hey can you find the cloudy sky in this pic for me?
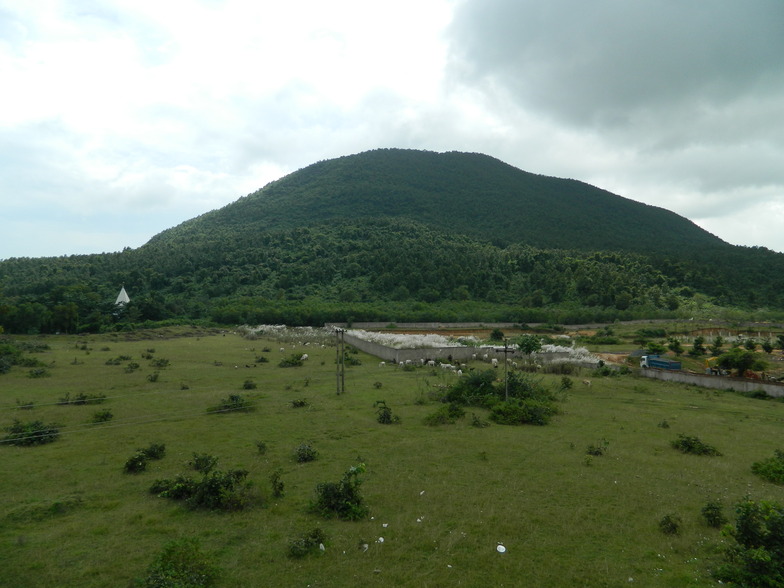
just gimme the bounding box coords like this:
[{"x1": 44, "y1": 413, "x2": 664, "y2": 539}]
[{"x1": 2, "y1": 0, "x2": 783, "y2": 260}]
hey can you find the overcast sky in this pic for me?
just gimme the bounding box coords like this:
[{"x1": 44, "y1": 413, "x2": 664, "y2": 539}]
[{"x1": 2, "y1": 0, "x2": 783, "y2": 260}]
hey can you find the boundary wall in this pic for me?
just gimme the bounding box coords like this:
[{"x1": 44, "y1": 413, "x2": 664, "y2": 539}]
[
  {"x1": 639, "y1": 368, "x2": 784, "y2": 398},
  {"x1": 341, "y1": 332, "x2": 579, "y2": 366}
]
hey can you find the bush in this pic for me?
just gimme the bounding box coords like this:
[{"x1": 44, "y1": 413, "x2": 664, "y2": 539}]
[
  {"x1": 57, "y1": 392, "x2": 107, "y2": 405},
  {"x1": 586, "y1": 439, "x2": 609, "y2": 456},
  {"x1": 423, "y1": 403, "x2": 465, "y2": 426},
  {"x1": 208, "y1": 394, "x2": 252, "y2": 413},
  {"x1": 3, "y1": 419, "x2": 60, "y2": 446},
  {"x1": 751, "y1": 449, "x2": 784, "y2": 485},
  {"x1": 489, "y1": 399, "x2": 558, "y2": 426},
  {"x1": 91, "y1": 409, "x2": 113, "y2": 423},
  {"x1": 702, "y1": 499, "x2": 727, "y2": 528},
  {"x1": 139, "y1": 538, "x2": 219, "y2": 588},
  {"x1": 270, "y1": 469, "x2": 284, "y2": 498},
  {"x1": 124, "y1": 443, "x2": 167, "y2": 474},
  {"x1": 659, "y1": 513, "x2": 682, "y2": 535},
  {"x1": 242, "y1": 379, "x2": 257, "y2": 390},
  {"x1": 294, "y1": 443, "x2": 318, "y2": 463},
  {"x1": 189, "y1": 453, "x2": 219, "y2": 474},
  {"x1": 279, "y1": 354, "x2": 304, "y2": 368},
  {"x1": 291, "y1": 398, "x2": 309, "y2": 408},
  {"x1": 716, "y1": 498, "x2": 784, "y2": 586},
  {"x1": 670, "y1": 433, "x2": 722, "y2": 456},
  {"x1": 374, "y1": 400, "x2": 400, "y2": 424},
  {"x1": 288, "y1": 528, "x2": 326, "y2": 558},
  {"x1": 125, "y1": 451, "x2": 150, "y2": 474},
  {"x1": 151, "y1": 469, "x2": 255, "y2": 511},
  {"x1": 255, "y1": 440, "x2": 267, "y2": 455},
  {"x1": 311, "y1": 463, "x2": 368, "y2": 520}
]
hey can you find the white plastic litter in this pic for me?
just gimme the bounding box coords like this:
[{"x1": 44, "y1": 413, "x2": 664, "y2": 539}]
[{"x1": 496, "y1": 544, "x2": 506, "y2": 553}]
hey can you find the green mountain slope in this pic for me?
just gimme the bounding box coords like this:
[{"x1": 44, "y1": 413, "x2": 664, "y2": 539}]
[
  {"x1": 1, "y1": 149, "x2": 784, "y2": 332},
  {"x1": 151, "y1": 148, "x2": 725, "y2": 254}
]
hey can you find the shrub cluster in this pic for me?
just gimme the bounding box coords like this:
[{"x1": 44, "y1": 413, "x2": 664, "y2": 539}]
[
  {"x1": 311, "y1": 463, "x2": 368, "y2": 521},
  {"x1": 278, "y1": 354, "x2": 304, "y2": 368},
  {"x1": 751, "y1": 449, "x2": 784, "y2": 485},
  {"x1": 423, "y1": 403, "x2": 465, "y2": 426},
  {"x1": 124, "y1": 443, "x2": 167, "y2": 474},
  {"x1": 150, "y1": 467, "x2": 255, "y2": 511},
  {"x1": 3, "y1": 419, "x2": 60, "y2": 446},
  {"x1": 139, "y1": 538, "x2": 219, "y2": 588},
  {"x1": 57, "y1": 392, "x2": 107, "y2": 405},
  {"x1": 670, "y1": 433, "x2": 722, "y2": 456},
  {"x1": 287, "y1": 528, "x2": 326, "y2": 558},
  {"x1": 489, "y1": 399, "x2": 558, "y2": 426},
  {"x1": 374, "y1": 400, "x2": 400, "y2": 424},
  {"x1": 442, "y1": 369, "x2": 561, "y2": 426},
  {"x1": 294, "y1": 443, "x2": 318, "y2": 463},
  {"x1": 208, "y1": 394, "x2": 252, "y2": 413}
]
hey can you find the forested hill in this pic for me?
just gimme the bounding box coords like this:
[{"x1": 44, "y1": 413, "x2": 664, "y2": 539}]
[
  {"x1": 2, "y1": 148, "x2": 784, "y2": 333},
  {"x1": 150, "y1": 148, "x2": 725, "y2": 255}
]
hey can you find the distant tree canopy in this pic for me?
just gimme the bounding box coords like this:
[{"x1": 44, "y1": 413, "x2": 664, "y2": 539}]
[{"x1": 1, "y1": 149, "x2": 784, "y2": 333}]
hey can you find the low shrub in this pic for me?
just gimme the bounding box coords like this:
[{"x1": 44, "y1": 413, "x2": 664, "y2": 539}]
[
  {"x1": 123, "y1": 443, "x2": 167, "y2": 474},
  {"x1": 138, "y1": 537, "x2": 219, "y2": 588},
  {"x1": 15, "y1": 399, "x2": 35, "y2": 410},
  {"x1": 701, "y1": 499, "x2": 727, "y2": 528},
  {"x1": 279, "y1": 354, "x2": 304, "y2": 368},
  {"x1": 489, "y1": 399, "x2": 558, "y2": 426},
  {"x1": 124, "y1": 451, "x2": 149, "y2": 474},
  {"x1": 751, "y1": 449, "x2": 784, "y2": 485},
  {"x1": 470, "y1": 413, "x2": 490, "y2": 428},
  {"x1": 27, "y1": 368, "x2": 51, "y2": 378},
  {"x1": 255, "y1": 440, "x2": 267, "y2": 455},
  {"x1": 374, "y1": 400, "x2": 400, "y2": 424},
  {"x1": 291, "y1": 398, "x2": 309, "y2": 408},
  {"x1": 659, "y1": 513, "x2": 682, "y2": 535},
  {"x1": 57, "y1": 392, "x2": 107, "y2": 405},
  {"x1": 586, "y1": 439, "x2": 609, "y2": 456},
  {"x1": 208, "y1": 394, "x2": 252, "y2": 413},
  {"x1": 670, "y1": 433, "x2": 722, "y2": 456},
  {"x1": 311, "y1": 463, "x2": 368, "y2": 521},
  {"x1": 288, "y1": 528, "x2": 326, "y2": 558},
  {"x1": 242, "y1": 379, "x2": 257, "y2": 390},
  {"x1": 189, "y1": 453, "x2": 219, "y2": 474},
  {"x1": 270, "y1": 469, "x2": 285, "y2": 498},
  {"x1": 294, "y1": 443, "x2": 318, "y2": 463},
  {"x1": 3, "y1": 419, "x2": 60, "y2": 446},
  {"x1": 423, "y1": 403, "x2": 465, "y2": 426},
  {"x1": 91, "y1": 409, "x2": 113, "y2": 423},
  {"x1": 151, "y1": 468, "x2": 255, "y2": 511}
]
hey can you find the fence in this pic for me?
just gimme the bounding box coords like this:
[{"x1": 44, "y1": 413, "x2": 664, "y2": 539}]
[{"x1": 639, "y1": 368, "x2": 784, "y2": 397}]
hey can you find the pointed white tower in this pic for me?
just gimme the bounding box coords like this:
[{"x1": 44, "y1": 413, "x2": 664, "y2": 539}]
[{"x1": 115, "y1": 286, "x2": 130, "y2": 306}]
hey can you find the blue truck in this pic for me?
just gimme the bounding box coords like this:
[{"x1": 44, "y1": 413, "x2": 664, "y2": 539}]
[{"x1": 640, "y1": 355, "x2": 682, "y2": 370}]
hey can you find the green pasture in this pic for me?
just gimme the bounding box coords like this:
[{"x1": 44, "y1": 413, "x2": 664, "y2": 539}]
[{"x1": 2, "y1": 327, "x2": 784, "y2": 587}]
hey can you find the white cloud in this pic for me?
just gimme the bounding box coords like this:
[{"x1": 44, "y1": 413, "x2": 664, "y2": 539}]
[{"x1": 1, "y1": 0, "x2": 783, "y2": 260}]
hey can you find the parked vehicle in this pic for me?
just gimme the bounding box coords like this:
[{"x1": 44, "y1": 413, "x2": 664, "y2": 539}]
[{"x1": 640, "y1": 355, "x2": 682, "y2": 370}]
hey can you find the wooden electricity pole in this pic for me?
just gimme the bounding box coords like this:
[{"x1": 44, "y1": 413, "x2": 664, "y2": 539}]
[
  {"x1": 335, "y1": 328, "x2": 345, "y2": 395},
  {"x1": 495, "y1": 339, "x2": 515, "y2": 401}
]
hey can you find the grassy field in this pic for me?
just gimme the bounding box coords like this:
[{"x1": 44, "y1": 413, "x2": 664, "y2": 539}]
[{"x1": 2, "y1": 326, "x2": 784, "y2": 587}]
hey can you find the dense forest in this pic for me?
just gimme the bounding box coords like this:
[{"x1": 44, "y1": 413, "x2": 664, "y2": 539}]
[{"x1": 2, "y1": 149, "x2": 784, "y2": 333}]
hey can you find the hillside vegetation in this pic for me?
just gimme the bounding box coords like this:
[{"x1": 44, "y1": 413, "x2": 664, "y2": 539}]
[{"x1": 1, "y1": 149, "x2": 784, "y2": 333}]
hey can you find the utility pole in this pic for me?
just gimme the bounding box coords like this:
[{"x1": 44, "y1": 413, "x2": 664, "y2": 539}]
[
  {"x1": 495, "y1": 339, "x2": 515, "y2": 401},
  {"x1": 335, "y1": 328, "x2": 345, "y2": 395}
]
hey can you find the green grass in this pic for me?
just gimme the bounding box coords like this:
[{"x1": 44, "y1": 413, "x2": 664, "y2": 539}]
[{"x1": 2, "y1": 327, "x2": 784, "y2": 586}]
